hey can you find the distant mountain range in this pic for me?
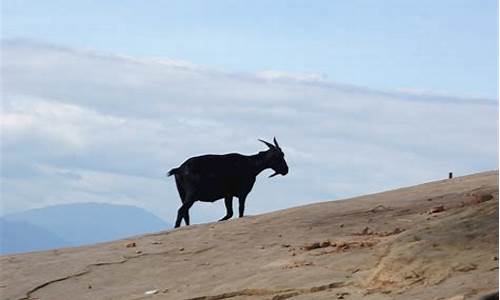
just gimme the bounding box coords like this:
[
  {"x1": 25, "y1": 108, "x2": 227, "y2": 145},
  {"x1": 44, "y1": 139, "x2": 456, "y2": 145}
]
[{"x1": 0, "y1": 203, "x2": 169, "y2": 255}]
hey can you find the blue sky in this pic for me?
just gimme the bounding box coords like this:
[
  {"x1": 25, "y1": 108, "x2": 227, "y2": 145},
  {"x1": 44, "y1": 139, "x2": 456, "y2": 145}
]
[
  {"x1": 1, "y1": 1, "x2": 498, "y2": 224},
  {"x1": 2, "y1": 0, "x2": 498, "y2": 98}
]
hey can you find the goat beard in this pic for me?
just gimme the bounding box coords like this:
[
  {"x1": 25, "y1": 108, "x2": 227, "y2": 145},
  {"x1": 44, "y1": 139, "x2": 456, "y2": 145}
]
[{"x1": 269, "y1": 171, "x2": 279, "y2": 178}]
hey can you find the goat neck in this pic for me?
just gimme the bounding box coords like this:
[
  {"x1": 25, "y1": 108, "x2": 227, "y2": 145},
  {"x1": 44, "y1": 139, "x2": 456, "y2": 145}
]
[{"x1": 249, "y1": 151, "x2": 272, "y2": 177}]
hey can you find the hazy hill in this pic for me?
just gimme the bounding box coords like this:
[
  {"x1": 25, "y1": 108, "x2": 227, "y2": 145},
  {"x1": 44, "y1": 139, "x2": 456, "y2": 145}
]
[
  {"x1": 1, "y1": 171, "x2": 498, "y2": 300},
  {"x1": 1, "y1": 203, "x2": 168, "y2": 254},
  {"x1": 0, "y1": 219, "x2": 70, "y2": 254}
]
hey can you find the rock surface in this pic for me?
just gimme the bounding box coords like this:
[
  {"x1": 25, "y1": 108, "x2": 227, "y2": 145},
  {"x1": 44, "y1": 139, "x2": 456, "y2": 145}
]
[{"x1": 1, "y1": 171, "x2": 498, "y2": 300}]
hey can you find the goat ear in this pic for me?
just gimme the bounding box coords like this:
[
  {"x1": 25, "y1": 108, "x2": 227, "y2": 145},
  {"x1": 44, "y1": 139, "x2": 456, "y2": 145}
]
[
  {"x1": 258, "y1": 139, "x2": 275, "y2": 149},
  {"x1": 273, "y1": 137, "x2": 280, "y2": 149}
]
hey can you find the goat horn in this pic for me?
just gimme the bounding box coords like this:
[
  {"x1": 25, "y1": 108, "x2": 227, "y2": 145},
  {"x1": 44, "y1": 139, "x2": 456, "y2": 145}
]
[
  {"x1": 258, "y1": 139, "x2": 275, "y2": 149},
  {"x1": 269, "y1": 171, "x2": 279, "y2": 178},
  {"x1": 273, "y1": 137, "x2": 280, "y2": 149}
]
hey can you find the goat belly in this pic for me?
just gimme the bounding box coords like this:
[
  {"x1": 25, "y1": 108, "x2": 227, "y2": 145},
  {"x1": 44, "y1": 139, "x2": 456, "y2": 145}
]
[
  {"x1": 196, "y1": 190, "x2": 229, "y2": 202},
  {"x1": 197, "y1": 196, "x2": 225, "y2": 203},
  {"x1": 193, "y1": 177, "x2": 244, "y2": 202}
]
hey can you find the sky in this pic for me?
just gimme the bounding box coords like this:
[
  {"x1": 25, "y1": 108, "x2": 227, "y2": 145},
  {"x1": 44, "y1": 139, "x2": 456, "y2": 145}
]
[
  {"x1": 1, "y1": 1, "x2": 498, "y2": 225},
  {"x1": 3, "y1": 0, "x2": 498, "y2": 98}
]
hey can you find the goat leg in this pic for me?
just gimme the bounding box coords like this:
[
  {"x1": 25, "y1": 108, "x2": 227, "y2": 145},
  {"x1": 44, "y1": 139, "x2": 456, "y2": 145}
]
[
  {"x1": 238, "y1": 196, "x2": 246, "y2": 217},
  {"x1": 219, "y1": 197, "x2": 233, "y2": 221},
  {"x1": 175, "y1": 199, "x2": 195, "y2": 228}
]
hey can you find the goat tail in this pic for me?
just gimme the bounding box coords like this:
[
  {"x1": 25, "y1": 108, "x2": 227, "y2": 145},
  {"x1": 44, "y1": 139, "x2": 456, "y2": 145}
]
[{"x1": 167, "y1": 167, "x2": 180, "y2": 177}]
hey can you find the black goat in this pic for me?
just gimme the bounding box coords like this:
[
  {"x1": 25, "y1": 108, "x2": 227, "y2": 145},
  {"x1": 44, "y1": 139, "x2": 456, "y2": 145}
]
[{"x1": 167, "y1": 137, "x2": 288, "y2": 228}]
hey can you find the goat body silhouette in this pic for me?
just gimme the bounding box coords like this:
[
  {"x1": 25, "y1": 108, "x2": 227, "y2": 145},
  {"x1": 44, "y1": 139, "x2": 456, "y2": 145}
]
[{"x1": 168, "y1": 138, "x2": 288, "y2": 228}]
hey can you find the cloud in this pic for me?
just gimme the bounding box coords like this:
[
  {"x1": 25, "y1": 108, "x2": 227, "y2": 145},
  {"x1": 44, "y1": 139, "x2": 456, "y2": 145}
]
[
  {"x1": 1, "y1": 40, "x2": 498, "y2": 224},
  {"x1": 255, "y1": 70, "x2": 327, "y2": 82}
]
